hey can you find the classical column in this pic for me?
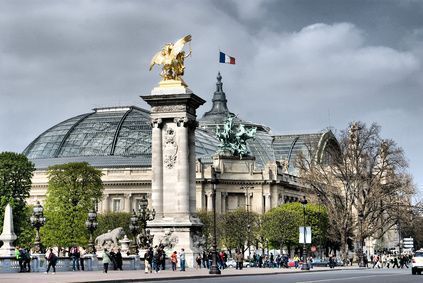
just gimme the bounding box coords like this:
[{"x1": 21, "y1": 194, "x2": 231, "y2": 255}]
[
  {"x1": 124, "y1": 193, "x2": 132, "y2": 212},
  {"x1": 176, "y1": 118, "x2": 190, "y2": 216},
  {"x1": 207, "y1": 193, "x2": 213, "y2": 212},
  {"x1": 151, "y1": 118, "x2": 163, "y2": 218},
  {"x1": 102, "y1": 195, "x2": 110, "y2": 213},
  {"x1": 265, "y1": 194, "x2": 271, "y2": 212},
  {"x1": 221, "y1": 193, "x2": 227, "y2": 213}
]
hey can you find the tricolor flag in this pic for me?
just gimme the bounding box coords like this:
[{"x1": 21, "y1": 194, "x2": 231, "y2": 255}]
[{"x1": 219, "y1": 51, "x2": 236, "y2": 64}]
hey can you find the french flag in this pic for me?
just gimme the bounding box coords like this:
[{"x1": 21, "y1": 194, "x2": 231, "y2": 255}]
[{"x1": 219, "y1": 51, "x2": 235, "y2": 64}]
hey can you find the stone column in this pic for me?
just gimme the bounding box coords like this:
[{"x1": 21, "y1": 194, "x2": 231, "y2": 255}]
[
  {"x1": 151, "y1": 118, "x2": 163, "y2": 218},
  {"x1": 102, "y1": 195, "x2": 110, "y2": 213},
  {"x1": 176, "y1": 118, "x2": 190, "y2": 217},
  {"x1": 207, "y1": 193, "x2": 213, "y2": 212},
  {"x1": 265, "y1": 194, "x2": 271, "y2": 212},
  {"x1": 221, "y1": 193, "x2": 227, "y2": 213},
  {"x1": 124, "y1": 193, "x2": 132, "y2": 212}
]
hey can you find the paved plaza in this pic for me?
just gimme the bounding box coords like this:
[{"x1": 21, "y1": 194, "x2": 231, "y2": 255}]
[{"x1": 0, "y1": 266, "x2": 360, "y2": 283}]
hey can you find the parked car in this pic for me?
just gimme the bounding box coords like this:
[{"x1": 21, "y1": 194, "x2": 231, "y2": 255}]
[
  {"x1": 411, "y1": 250, "x2": 423, "y2": 275},
  {"x1": 311, "y1": 258, "x2": 344, "y2": 267}
]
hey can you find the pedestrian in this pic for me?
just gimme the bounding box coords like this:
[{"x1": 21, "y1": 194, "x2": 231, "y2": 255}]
[
  {"x1": 328, "y1": 254, "x2": 335, "y2": 269},
  {"x1": 45, "y1": 248, "x2": 58, "y2": 274},
  {"x1": 15, "y1": 246, "x2": 24, "y2": 273},
  {"x1": 179, "y1": 248, "x2": 186, "y2": 271},
  {"x1": 202, "y1": 251, "x2": 208, "y2": 268},
  {"x1": 21, "y1": 247, "x2": 31, "y2": 272},
  {"x1": 79, "y1": 247, "x2": 85, "y2": 271},
  {"x1": 144, "y1": 247, "x2": 153, "y2": 274},
  {"x1": 70, "y1": 246, "x2": 80, "y2": 271},
  {"x1": 293, "y1": 254, "x2": 300, "y2": 269},
  {"x1": 392, "y1": 255, "x2": 400, "y2": 268},
  {"x1": 196, "y1": 254, "x2": 202, "y2": 270},
  {"x1": 102, "y1": 248, "x2": 112, "y2": 273},
  {"x1": 115, "y1": 249, "x2": 123, "y2": 270},
  {"x1": 171, "y1": 251, "x2": 178, "y2": 271},
  {"x1": 235, "y1": 250, "x2": 243, "y2": 270},
  {"x1": 161, "y1": 248, "x2": 166, "y2": 270}
]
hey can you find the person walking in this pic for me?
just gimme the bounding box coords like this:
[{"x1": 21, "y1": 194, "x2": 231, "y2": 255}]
[
  {"x1": 45, "y1": 248, "x2": 58, "y2": 274},
  {"x1": 115, "y1": 249, "x2": 123, "y2": 270},
  {"x1": 79, "y1": 247, "x2": 86, "y2": 271},
  {"x1": 70, "y1": 246, "x2": 80, "y2": 271},
  {"x1": 196, "y1": 254, "x2": 202, "y2": 270},
  {"x1": 144, "y1": 247, "x2": 153, "y2": 274},
  {"x1": 15, "y1": 246, "x2": 24, "y2": 273},
  {"x1": 235, "y1": 250, "x2": 244, "y2": 270},
  {"x1": 171, "y1": 251, "x2": 178, "y2": 271},
  {"x1": 102, "y1": 248, "x2": 112, "y2": 273},
  {"x1": 179, "y1": 248, "x2": 186, "y2": 271}
]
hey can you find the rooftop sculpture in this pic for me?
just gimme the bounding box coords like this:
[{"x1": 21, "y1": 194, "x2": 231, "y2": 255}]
[
  {"x1": 149, "y1": 35, "x2": 192, "y2": 86},
  {"x1": 216, "y1": 115, "x2": 256, "y2": 158}
]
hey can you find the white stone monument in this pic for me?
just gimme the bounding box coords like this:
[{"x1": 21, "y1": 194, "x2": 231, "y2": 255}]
[
  {"x1": 0, "y1": 203, "x2": 17, "y2": 257},
  {"x1": 142, "y1": 85, "x2": 205, "y2": 267}
]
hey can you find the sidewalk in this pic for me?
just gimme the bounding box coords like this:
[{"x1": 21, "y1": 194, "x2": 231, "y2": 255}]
[{"x1": 0, "y1": 266, "x2": 360, "y2": 283}]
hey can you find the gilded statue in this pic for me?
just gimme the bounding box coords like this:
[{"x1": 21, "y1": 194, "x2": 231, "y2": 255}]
[{"x1": 149, "y1": 35, "x2": 192, "y2": 86}]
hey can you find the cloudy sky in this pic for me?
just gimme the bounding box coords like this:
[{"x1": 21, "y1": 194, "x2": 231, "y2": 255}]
[{"x1": 1, "y1": 0, "x2": 422, "y2": 193}]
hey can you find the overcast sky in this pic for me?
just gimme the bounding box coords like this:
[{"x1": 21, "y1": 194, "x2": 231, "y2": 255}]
[{"x1": 1, "y1": 0, "x2": 422, "y2": 194}]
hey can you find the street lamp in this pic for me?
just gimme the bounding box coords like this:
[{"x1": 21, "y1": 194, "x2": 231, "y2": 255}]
[
  {"x1": 136, "y1": 195, "x2": 155, "y2": 249},
  {"x1": 129, "y1": 209, "x2": 140, "y2": 255},
  {"x1": 358, "y1": 211, "x2": 365, "y2": 267},
  {"x1": 209, "y1": 172, "x2": 221, "y2": 275},
  {"x1": 30, "y1": 201, "x2": 46, "y2": 253},
  {"x1": 299, "y1": 196, "x2": 310, "y2": 270},
  {"x1": 85, "y1": 209, "x2": 98, "y2": 254},
  {"x1": 317, "y1": 193, "x2": 323, "y2": 260}
]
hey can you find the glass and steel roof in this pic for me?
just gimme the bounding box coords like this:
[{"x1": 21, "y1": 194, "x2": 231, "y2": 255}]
[{"x1": 23, "y1": 106, "x2": 219, "y2": 169}]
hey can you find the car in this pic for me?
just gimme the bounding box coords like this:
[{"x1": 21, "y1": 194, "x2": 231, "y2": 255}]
[{"x1": 411, "y1": 250, "x2": 423, "y2": 275}]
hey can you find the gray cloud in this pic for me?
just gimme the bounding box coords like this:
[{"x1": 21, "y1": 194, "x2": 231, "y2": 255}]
[{"x1": 1, "y1": 0, "x2": 422, "y2": 192}]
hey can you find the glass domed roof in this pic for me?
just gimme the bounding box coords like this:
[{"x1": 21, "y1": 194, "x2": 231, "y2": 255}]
[{"x1": 23, "y1": 106, "x2": 219, "y2": 169}]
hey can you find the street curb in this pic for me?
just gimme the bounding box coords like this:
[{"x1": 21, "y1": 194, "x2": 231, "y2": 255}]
[{"x1": 70, "y1": 267, "x2": 363, "y2": 283}]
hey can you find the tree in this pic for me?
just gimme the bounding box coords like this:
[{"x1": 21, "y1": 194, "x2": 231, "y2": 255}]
[
  {"x1": 297, "y1": 121, "x2": 415, "y2": 260},
  {"x1": 261, "y1": 202, "x2": 328, "y2": 256},
  {"x1": 0, "y1": 152, "x2": 35, "y2": 246},
  {"x1": 41, "y1": 162, "x2": 103, "y2": 250},
  {"x1": 197, "y1": 210, "x2": 214, "y2": 250},
  {"x1": 220, "y1": 208, "x2": 259, "y2": 255}
]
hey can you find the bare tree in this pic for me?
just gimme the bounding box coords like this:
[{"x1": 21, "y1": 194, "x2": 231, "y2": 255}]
[{"x1": 297, "y1": 122, "x2": 415, "y2": 260}]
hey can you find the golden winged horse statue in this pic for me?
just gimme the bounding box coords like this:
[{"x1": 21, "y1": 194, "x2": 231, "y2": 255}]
[{"x1": 149, "y1": 35, "x2": 192, "y2": 86}]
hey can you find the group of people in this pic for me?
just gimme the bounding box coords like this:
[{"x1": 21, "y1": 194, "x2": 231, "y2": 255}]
[
  {"x1": 143, "y1": 244, "x2": 179, "y2": 273},
  {"x1": 101, "y1": 248, "x2": 123, "y2": 273},
  {"x1": 368, "y1": 253, "x2": 412, "y2": 269},
  {"x1": 15, "y1": 246, "x2": 32, "y2": 273}
]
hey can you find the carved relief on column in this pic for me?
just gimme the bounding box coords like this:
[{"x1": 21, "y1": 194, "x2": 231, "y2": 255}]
[{"x1": 163, "y1": 125, "x2": 178, "y2": 169}]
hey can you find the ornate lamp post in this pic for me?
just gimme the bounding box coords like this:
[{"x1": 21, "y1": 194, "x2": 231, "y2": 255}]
[
  {"x1": 30, "y1": 201, "x2": 46, "y2": 253},
  {"x1": 137, "y1": 195, "x2": 155, "y2": 249},
  {"x1": 129, "y1": 210, "x2": 140, "y2": 255},
  {"x1": 358, "y1": 211, "x2": 365, "y2": 267},
  {"x1": 85, "y1": 209, "x2": 98, "y2": 254},
  {"x1": 209, "y1": 172, "x2": 221, "y2": 275},
  {"x1": 299, "y1": 196, "x2": 310, "y2": 270}
]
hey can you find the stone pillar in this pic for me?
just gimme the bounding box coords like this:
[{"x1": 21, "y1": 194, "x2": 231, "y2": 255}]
[
  {"x1": 102, "y1": 195, "x2": 110, "y2": 213},
  {"x1": 265, "y1": 194, "x2": 271, "y2": 212},
  {"x1": 207, "y1": 193, "x2": 213, "y2": 212},
  {"x1": 221, "y1": 193, "x2": 227, "y2": 213},
  {"x1": 124, "y1": 193, "x2": 132, "y2": 212},
  {"x1": 176, "y1": 118, "x2": 190, "y2": 217},
  {"x1": 151, "y1": 118, "x2": 163, "y2": 218}
]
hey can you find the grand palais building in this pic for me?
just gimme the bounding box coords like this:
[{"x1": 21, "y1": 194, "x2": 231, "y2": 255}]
[{"x1": 24, "y1": 73, "x2": 338, "y2": 216}]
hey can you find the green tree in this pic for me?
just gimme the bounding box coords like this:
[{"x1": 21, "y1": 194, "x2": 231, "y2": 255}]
[
  {"x1": 220, "y1": 208, "x2": 259, "y2": 255},
  {"x1": 261, "y1": 202, "x2": 328, "y2": 255},
  {"x1": 41, "y1": 162, "x2": 103, "y2": 250},
  {"x1": 94, "y1": 212, "x2": 131, "y2": 239},
  {"x1": 0, "y1": 152, "x2": 35, "y2": 246},
  {"x1": 197, "y1": 210, "x2": 214, "y2": 250}
]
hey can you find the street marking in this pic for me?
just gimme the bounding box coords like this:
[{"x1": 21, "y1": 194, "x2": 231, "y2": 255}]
[{"x1": 296, "y1": 273, "x2": 405, "y2": 283}]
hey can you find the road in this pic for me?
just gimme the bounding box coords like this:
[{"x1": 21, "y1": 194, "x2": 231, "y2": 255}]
[{"x1": 141, "y1": 269, "x2": 421, "y2": 283}]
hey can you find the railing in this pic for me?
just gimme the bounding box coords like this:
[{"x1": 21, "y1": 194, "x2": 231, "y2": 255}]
[{"x1": 0, "y1": 254, "x2": 146, "y2": 273}]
